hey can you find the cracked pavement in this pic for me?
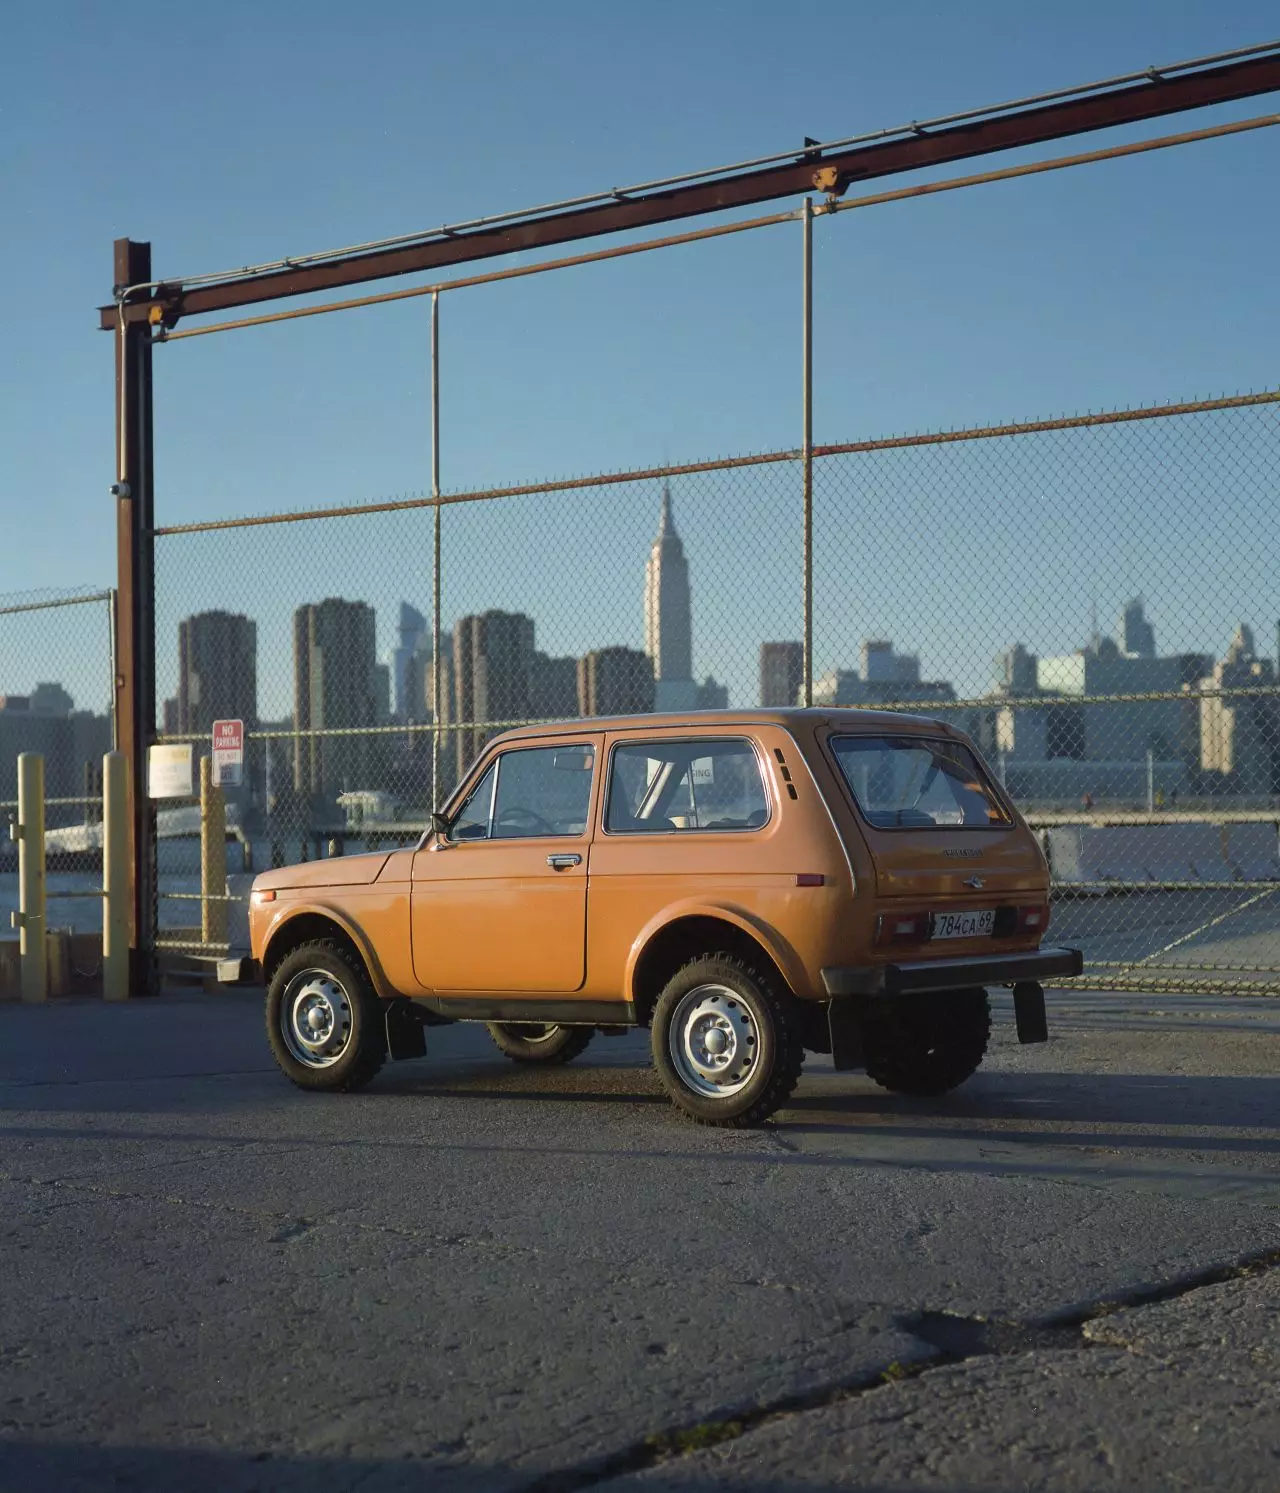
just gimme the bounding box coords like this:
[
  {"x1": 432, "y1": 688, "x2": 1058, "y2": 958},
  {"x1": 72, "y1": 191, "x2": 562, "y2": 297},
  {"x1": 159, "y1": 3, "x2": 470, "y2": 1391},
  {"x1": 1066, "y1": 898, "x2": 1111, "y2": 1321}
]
[{"x1": 1, "y1": 989, "x2": 1278, "y2": 1489}]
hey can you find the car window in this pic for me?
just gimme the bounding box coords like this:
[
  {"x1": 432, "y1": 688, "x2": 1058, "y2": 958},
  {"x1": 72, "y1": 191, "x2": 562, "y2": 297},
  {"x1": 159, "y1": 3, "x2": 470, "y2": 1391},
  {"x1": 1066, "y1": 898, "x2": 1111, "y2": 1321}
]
[
  {"x1": 606, "y1": 739, "x2": 768, "y2": 833},
  {"x1": 455, "y1": 744, "x2": 595, "y2": 840},
  {"x1": 831, "y1": 735, "x2": 1010, "y2": 829}
]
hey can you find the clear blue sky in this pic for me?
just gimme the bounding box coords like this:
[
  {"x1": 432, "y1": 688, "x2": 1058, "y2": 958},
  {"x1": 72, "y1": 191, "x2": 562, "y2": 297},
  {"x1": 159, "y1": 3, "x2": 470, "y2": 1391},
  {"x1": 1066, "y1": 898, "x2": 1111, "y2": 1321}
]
[{"x1": 3, "y1": 1, "x2": 1279, "y2": 717}]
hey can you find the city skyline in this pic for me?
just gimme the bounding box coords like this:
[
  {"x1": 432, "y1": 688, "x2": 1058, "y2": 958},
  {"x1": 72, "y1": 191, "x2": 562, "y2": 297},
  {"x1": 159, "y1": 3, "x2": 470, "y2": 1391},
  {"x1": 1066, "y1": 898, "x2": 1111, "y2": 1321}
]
[
  {"x1": 137, "y1": 570, "x2": 1280, "y2": 804},
  {"x1": 10, "y1": 586, "x2": 1280, "y2": 811}
]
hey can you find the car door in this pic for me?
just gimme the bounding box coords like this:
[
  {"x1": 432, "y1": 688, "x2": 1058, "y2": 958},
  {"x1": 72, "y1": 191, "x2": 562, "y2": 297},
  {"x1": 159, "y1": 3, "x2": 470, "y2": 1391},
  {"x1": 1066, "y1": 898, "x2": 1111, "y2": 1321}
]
[{"x1": 410, "y1": 736, "x2": 602, "y2": 994}]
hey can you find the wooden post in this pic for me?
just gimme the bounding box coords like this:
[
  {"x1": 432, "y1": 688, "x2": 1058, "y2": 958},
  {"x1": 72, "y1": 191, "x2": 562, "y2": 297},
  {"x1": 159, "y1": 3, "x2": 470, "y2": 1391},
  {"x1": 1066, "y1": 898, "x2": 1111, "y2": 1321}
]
[
  {"x1": 102, "y1": 752, "x2": 129, "y2": 1001},
  {"x1": 16, "y1": 753, "x2": 46, "y2": 1003},
  {"x1": 200, "y1": 756, "x2": 227, "y2": 948}
]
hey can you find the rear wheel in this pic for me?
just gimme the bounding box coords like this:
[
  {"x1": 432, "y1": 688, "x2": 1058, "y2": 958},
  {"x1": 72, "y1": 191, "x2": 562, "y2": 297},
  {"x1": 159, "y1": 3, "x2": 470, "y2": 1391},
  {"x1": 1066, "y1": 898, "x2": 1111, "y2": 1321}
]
[
  {"x1": 487, "y1": 1023, "x2": 595, "y2": 1065},
  {"x1": 863, "y1": 988, "x2": 991, "y2": 1097},
  {"x1": 651, "y1": 953, "x2": 805, "y2": 1127},
  {"x1": 266, "y1": 939, "x2": 386, "y2": 1092}
]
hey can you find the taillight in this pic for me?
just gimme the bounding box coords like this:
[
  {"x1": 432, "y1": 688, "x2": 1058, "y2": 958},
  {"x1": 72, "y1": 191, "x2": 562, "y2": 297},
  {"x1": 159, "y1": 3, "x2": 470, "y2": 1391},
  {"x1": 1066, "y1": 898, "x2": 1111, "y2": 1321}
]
[
  {"x1": 875, "y1": 910, "x2": 932, "y2": 946},
  {"x1": 1014, "y1": 903, "x2": 1050, "y2": 934}
]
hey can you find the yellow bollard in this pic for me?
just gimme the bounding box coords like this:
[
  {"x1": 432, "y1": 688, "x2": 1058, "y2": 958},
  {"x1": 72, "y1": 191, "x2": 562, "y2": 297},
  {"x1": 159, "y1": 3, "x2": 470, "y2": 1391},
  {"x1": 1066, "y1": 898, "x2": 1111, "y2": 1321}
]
[
  {"x1": 102, "y1": 751, "x2": 129, "y2": 1001},
  {"x1": 200, "y1": 756, "x2": 228, "y2": 949},
  {"x1": 16, "y1": 753, "x2": 47, "y2": 1003}
]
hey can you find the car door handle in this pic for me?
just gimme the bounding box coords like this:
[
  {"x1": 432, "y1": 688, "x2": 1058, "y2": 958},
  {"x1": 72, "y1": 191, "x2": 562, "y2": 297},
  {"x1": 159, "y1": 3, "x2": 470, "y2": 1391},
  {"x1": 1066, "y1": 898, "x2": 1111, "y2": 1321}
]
[{"x1": 546, "y1": 853, "x2": 582, "y2": 870}]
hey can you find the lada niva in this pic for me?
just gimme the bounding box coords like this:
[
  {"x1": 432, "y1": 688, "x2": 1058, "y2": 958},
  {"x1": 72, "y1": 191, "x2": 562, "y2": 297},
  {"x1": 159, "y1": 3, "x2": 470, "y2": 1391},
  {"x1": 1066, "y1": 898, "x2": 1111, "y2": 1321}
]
[{"x1": 221, "y1": 709, "x2": 1081, "y2": 1126}]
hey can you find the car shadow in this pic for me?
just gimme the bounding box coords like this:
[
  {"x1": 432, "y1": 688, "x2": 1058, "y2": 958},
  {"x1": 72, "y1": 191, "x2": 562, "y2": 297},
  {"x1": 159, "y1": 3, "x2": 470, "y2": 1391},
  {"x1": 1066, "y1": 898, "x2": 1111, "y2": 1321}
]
[{"x1": 8, "y1": 1068, "x2": 1279, "y2": 1179}]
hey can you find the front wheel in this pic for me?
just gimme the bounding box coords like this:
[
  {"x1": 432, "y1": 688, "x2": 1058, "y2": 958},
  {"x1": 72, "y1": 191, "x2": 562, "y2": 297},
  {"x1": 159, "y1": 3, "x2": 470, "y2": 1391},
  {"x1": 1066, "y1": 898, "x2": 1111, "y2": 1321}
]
[
  {"x1": 266, "y1": 939, "x2": 386, "y2": 1092},
  {"x1": 651, "y1": 953, "x2": 805, "y2": 1127},
  {"x1": 863, "y1": 988, "x2": 991, "y2": 1096},
  {"x1": 487, "y1": 1023, "x2": 595, "y2": 1065}
]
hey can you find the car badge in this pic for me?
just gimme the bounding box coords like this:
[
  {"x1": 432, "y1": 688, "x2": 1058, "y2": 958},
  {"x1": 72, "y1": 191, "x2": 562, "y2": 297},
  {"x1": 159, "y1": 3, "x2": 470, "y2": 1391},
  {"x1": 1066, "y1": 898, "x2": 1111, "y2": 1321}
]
[{"x1": 963, "y1": 875, "x2": 985, "y2": 889}]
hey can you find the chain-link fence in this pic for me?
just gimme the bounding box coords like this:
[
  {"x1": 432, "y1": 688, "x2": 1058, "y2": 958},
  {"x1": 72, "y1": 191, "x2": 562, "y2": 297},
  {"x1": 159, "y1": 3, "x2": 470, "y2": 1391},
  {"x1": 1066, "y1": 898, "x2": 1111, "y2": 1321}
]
[
  {"x1": 149, "y1": 389, "x2": 1280, "y2": 992},
  {"x1": 0, "y1": 588, "x2": 117, "y2": 942}
]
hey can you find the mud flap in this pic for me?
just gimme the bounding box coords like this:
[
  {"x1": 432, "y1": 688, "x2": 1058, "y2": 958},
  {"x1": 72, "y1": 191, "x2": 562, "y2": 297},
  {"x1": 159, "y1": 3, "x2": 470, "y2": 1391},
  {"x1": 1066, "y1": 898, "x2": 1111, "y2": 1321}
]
[
  {"x1": 385, "y1": 999, "x2": 428, "y2": 1061},
  {"x1": 828, "y1": 998, "x2": 865, "y2": 1071},
  {"x1": 1013, "y1": 981, "x2": 1048, "y2": 1044}
]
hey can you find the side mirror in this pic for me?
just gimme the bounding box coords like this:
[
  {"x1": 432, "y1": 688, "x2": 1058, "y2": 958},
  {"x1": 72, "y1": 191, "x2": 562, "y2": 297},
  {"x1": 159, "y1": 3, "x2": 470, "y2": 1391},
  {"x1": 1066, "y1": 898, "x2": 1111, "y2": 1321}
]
[{"x1": 430, "y1": 811, "x2": 451, "y2": 843}]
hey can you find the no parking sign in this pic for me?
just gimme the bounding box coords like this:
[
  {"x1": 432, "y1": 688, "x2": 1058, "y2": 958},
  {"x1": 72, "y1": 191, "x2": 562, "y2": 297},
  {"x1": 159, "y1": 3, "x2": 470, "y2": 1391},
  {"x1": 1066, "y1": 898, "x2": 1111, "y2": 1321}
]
[{"x1": 211, "y1": 719, "x2": 245, "y2": 788}]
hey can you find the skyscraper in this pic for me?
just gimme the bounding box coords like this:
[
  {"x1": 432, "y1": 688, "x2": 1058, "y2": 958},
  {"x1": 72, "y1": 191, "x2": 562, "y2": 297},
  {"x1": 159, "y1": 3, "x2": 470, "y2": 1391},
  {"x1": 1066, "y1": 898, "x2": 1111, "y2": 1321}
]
[
  {"x1": 643, "y1": 482, "x2": 698, "y2": 712},
  {"x1": 861, "y1": 640, "x2": 920, "y2": 684},
  {"x1": 293, "y1": 599, "x2": 378, "y2": 796},
  {"x1": 529, "y1": 651, "x2": 579, "y2": 720},
  {"x1": 1195, "y1": 623, "x2": 1279, "y2": 794},
  {"x1": 696, "y1": 677, "x2": 729, "y2": 710},
  {"x1": 453, "y1": 610, "x2": 536, "y2": 777},
  {"x1": 578, "y1": 647, "x2": 654, "y2": 717},
  {"x1": 390, "y1": 603, "x2": 426, "y2": 721},
  {"x1": 177, "y1": 611, "x2": 257, "y2": 734},
  {"x1": 1121, "y1": 598, "x2": 1156, "y2": 659},
  {"x1": 759, "y1": 642, "x2": 803, "y2": 707}
]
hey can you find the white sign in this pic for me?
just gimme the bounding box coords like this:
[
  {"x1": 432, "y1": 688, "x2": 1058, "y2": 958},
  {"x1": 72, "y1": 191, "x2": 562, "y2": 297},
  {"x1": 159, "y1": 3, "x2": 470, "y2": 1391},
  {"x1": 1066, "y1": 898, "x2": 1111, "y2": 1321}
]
[
  {"x1": 691, "y1": 759, "x2": 715, "y2": 786},
  {"x1": 211, "y1": 719, "x2": 245, "y2": 788},
  {"x1": 148, "y1": 742, "x2": 194, "y2": 800}
]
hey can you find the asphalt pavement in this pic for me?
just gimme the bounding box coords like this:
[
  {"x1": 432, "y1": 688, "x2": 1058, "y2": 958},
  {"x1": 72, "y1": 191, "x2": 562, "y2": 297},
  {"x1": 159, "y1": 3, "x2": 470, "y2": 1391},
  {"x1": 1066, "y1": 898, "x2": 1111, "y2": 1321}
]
[{"x1": 1, "y1": 988, "x2": 1278, "y2": 1491}]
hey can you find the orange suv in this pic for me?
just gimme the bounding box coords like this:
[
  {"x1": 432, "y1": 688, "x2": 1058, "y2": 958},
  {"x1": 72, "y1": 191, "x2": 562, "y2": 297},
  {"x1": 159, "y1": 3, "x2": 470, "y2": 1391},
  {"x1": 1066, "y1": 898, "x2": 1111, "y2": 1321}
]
[{"x1": 221, "y1": 709, "x2": 1081, "y2": 1126}]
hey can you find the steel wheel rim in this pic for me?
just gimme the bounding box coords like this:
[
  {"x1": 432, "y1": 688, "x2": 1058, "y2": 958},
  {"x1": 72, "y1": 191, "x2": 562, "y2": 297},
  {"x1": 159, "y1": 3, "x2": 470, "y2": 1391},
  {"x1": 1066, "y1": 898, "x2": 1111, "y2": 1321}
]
[
  {"x1": 497, "y1": 1023, "x2": 558, "y2": 1043},
  {"x1": 668, "y1": 983, "x2": 758, "y2": 1098},
  {"x1": 281, "y1": 969, "x2": 354, "y2": 1068},
  {"x1": 507, "y1": 1021, "x2": 555, "y2": 1045}
]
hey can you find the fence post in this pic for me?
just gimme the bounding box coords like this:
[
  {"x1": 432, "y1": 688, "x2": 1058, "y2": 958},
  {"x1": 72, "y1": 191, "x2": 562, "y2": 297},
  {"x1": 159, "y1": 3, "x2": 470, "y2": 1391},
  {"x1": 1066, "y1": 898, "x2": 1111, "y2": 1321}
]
[
  {"x1": 14, "y1": 753, "x2": 47, "y2": 1003},
  {"x1": 113, "y1": 237, "x2": 158, "y2": 993},
  {"x1": 103, "y1": 751, "x2": 129, "y2": 1002},
  {"x1": 801, "y1": 196, "x2": 814, "y2": 708},
  {"x1": 431, "y1": 289, "x2": 443, "y2": 807},
  {"x1": 200, "y1": 756, "x2": 228, "y2": 949}
]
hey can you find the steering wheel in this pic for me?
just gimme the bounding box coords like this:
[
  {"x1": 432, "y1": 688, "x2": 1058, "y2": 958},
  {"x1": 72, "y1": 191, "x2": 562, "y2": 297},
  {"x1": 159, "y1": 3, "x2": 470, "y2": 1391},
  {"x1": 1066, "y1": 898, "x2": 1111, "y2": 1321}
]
[{"x1": 494, "y1": 804, "x2": 557, "y2": 837}]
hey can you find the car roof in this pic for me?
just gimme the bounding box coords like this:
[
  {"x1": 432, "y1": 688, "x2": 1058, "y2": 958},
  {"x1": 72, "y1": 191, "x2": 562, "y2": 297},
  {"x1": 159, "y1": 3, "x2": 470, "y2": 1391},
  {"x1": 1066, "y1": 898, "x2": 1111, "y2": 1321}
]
[{"x1": 489, "y1": 706, "x2": 960, "y2": 746}]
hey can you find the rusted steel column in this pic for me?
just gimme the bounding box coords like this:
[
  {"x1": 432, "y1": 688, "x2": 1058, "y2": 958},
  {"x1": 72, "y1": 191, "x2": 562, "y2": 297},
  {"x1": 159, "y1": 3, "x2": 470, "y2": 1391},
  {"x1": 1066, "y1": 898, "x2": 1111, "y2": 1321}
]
[{"x1": 112, "y1": 239, "x2": 157, "y2": 992}]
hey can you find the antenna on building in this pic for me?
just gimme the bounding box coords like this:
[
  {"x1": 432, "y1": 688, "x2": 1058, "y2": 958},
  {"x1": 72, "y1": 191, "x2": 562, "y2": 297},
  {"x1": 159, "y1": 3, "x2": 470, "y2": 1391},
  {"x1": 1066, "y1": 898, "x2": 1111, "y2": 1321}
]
[{"x1": 658, "y1": 479, "x2": 673, "y2": 535}]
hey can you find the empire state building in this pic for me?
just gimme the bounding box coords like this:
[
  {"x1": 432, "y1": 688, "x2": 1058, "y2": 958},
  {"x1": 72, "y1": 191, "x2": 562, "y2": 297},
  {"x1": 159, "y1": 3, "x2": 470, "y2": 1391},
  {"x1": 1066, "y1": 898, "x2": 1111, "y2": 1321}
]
[{"x1": 643, "y1": 482, "x2": 699, "y2": 711}]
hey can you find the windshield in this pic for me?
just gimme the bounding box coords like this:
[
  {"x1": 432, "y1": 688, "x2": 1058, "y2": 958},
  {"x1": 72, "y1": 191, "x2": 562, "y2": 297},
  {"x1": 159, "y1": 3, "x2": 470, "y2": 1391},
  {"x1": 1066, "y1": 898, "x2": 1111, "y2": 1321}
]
[{"x1": 831, "y1": 734, "x2": 1011, "y2": 829}]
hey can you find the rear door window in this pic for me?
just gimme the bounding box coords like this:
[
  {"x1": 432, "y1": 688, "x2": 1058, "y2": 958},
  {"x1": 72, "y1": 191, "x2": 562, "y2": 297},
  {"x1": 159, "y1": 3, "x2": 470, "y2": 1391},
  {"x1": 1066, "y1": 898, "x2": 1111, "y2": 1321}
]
[
  {"x1": 831, "y1": 735, "x2": 1010, "y2": 829},
  {"x1": 606, "y1": 739, "x2": 768, "y2": 833}
]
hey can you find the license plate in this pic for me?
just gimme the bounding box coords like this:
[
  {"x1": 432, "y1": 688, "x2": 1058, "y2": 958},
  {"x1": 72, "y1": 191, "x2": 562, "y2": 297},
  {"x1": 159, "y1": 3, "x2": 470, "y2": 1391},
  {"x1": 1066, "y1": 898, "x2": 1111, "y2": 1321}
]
[{"x1": 933, "y1": 908, "x2": 994, "y2": 940}]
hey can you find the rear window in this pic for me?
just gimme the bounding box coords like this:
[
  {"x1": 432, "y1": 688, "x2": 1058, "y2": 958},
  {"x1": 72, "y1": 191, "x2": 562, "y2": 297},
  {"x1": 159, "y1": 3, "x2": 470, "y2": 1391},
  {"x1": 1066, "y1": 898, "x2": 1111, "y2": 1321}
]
[{"x1": 831, "y1": 735, "x2": 1011, "y2": 829}]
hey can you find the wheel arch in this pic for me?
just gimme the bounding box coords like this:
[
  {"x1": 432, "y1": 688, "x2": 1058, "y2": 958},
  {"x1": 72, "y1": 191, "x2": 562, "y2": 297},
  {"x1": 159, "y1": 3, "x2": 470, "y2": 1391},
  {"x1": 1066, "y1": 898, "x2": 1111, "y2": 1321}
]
[
  {"x1": 626, "y1": 906, "x2": 805, "y2": 1026},
  {"x1": 261, "y1": 906, "x2": 393, "y2": 998}
]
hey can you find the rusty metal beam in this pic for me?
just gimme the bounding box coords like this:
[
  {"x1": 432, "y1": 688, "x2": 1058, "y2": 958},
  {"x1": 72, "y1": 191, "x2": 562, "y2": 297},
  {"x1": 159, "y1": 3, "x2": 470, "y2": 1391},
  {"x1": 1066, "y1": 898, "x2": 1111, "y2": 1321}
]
[
  {"x1": 101, "y1": 49, "x2": 1280, "y2": 331},
  {"x1": 113, "y1": 237, "x2": 157, "y2": 991}
]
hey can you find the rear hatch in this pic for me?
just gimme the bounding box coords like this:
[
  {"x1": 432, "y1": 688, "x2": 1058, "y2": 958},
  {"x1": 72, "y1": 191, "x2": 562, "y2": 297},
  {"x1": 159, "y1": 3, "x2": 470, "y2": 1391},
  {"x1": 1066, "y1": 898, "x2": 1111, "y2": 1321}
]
[{"x1": 826, "y1": 730, "x2": 1045, "y2": 903}]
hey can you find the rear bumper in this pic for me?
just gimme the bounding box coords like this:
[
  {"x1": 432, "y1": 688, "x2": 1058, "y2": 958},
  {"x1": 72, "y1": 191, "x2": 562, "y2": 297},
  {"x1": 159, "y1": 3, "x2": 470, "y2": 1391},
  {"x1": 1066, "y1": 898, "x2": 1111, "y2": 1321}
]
[
  {"x1": 821, "y1": 945, "x2": 1083, "y2": 999},
  {"x1": 216, "y1": 957, "x2": 262, "y2": 987}
]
